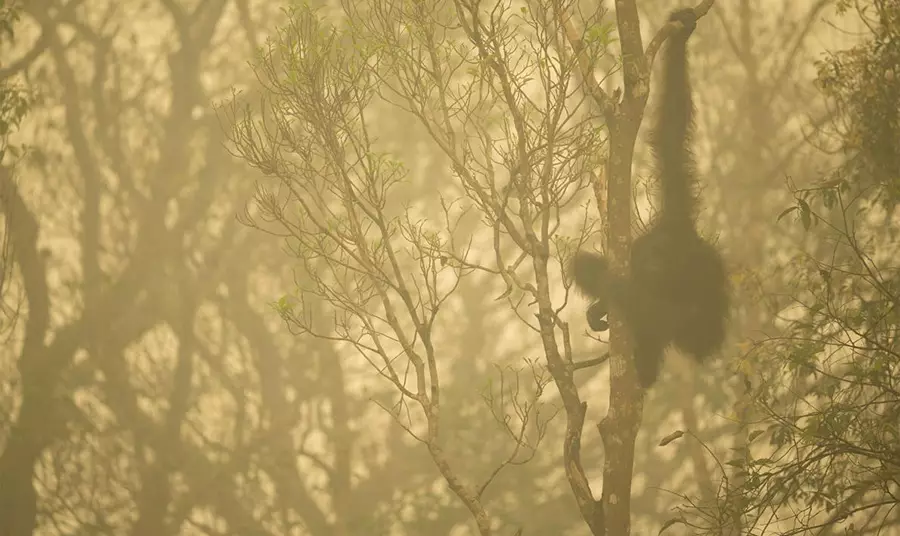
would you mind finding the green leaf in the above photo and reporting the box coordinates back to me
[798,198,812,230]
[776,205,798,223]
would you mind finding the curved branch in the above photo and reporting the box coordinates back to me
[644,0,716,71]
[0,31,50,81]
[1,0,84,80]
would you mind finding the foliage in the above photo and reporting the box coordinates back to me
[0,0,29,162]
[815,0,900,203]
[0,0,27,333]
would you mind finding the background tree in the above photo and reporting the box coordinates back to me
[0,0,29,335]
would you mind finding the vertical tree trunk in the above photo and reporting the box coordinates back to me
[597,115,644,535]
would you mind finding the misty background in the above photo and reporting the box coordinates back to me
[0,0,897,535]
